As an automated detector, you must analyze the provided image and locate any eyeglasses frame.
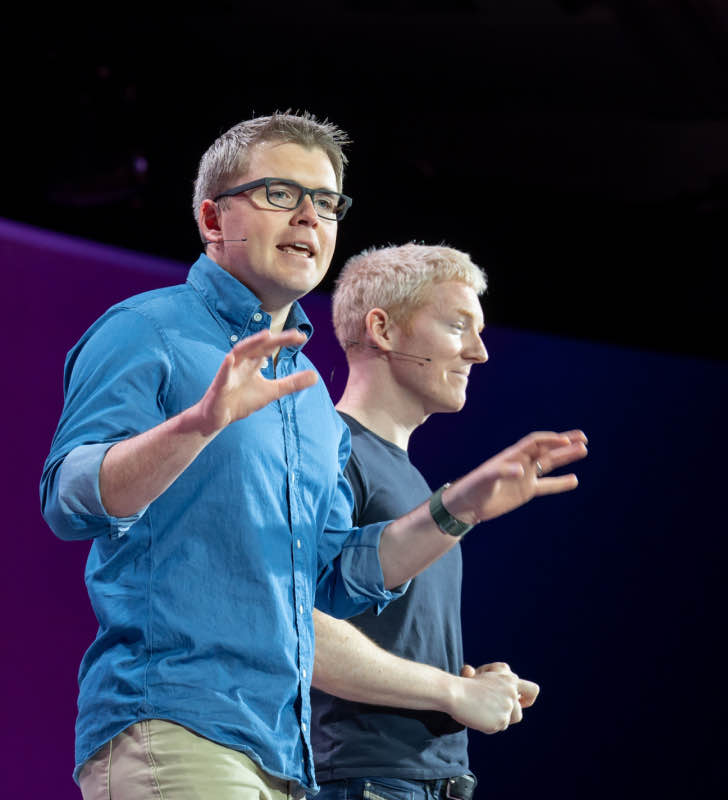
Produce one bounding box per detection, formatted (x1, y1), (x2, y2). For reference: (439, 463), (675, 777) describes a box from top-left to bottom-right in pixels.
(213, 177), (353, 221)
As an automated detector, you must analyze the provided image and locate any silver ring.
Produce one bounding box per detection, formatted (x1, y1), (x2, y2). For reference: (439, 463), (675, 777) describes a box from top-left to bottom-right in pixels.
(535, 460), (544, 477)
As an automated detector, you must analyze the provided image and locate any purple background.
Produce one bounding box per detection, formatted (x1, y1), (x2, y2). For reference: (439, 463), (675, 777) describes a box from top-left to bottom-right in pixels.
(2, 217), (725, 797)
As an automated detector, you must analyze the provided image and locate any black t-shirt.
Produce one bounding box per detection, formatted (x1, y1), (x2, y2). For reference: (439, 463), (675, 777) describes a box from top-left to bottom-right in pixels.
(311, 412), (468, 781)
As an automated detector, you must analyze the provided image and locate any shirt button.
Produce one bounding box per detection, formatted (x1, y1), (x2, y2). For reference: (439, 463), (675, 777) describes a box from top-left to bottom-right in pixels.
(296, 539), (301, 549)
(302, 722), (307, 732)
(230, 334), (239, 343)
(290, 473), (296, 484)
(302, 668), (307, 679)
(299, 604), (304, 615)
(253, 312), (263, 322)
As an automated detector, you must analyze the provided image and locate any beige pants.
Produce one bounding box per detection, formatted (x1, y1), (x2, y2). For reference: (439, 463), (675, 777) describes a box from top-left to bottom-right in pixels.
(79, 719), (305, 800)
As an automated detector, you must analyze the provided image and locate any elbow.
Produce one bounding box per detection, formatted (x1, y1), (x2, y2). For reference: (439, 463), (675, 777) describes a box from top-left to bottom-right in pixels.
(40, 495), (99, 542)
(39, 468), (104, 542)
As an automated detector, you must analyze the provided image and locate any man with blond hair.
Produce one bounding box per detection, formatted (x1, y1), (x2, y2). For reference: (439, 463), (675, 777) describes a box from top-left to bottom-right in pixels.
(42, 110), (586, 800)
(311, 243), (542, 800)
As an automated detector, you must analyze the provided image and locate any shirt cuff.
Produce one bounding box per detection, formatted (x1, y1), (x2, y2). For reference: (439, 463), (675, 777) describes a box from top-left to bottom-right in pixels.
(58, 443), (148, 535)
(339, 521), (410, 614)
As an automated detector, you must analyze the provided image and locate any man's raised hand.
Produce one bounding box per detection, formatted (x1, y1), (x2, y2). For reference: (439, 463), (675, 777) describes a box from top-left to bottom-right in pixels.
(99, 329), (317, 518)
(443, 430), (588, 526)
(196, 329), (317, 435)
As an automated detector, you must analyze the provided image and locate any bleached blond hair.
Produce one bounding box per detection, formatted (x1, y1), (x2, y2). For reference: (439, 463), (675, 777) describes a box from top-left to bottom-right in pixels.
(333, 242), (487, 351)
(192, 110), (350, 232)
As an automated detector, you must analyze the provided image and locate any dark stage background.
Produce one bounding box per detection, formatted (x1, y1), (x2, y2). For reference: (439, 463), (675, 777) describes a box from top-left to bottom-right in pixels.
(2, 1), (727, 797)
(2, 0), (727, 360)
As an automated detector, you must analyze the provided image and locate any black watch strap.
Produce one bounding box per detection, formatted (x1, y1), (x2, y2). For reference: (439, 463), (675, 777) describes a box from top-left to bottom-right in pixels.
(429, 483), (473, 538)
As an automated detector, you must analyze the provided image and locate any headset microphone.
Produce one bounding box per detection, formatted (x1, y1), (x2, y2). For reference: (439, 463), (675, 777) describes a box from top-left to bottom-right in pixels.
(202, 237), (248, 245)
(345, 340), (431, 365)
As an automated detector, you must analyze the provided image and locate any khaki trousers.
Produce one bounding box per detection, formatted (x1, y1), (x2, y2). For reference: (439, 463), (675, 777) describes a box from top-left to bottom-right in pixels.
(79, 719), (305, 800)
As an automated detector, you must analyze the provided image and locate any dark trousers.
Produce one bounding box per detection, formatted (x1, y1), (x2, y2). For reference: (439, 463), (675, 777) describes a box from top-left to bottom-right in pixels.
(313, 775), (477, 800)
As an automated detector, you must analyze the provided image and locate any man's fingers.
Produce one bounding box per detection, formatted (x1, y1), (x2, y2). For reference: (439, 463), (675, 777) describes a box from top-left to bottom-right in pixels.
(517, 431), (588, 462)
(540, 441), (589, 473)
(478, 661), (511, 675)
(460, 664), (476, 678)
(560, 429), (588, 445)
(535, 474), (579, 495)
(272, 370), (318, 400)
(517, 678), (540, 708)
(517, 432), (575, 456)
(528, 438), (587, 489)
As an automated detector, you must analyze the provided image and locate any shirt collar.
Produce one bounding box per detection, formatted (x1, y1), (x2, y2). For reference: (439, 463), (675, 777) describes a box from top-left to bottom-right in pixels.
(186, 253), (314, 344)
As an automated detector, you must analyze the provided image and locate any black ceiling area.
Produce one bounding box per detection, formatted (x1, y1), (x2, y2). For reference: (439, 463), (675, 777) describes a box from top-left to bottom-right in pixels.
(4, 0), (727, 359)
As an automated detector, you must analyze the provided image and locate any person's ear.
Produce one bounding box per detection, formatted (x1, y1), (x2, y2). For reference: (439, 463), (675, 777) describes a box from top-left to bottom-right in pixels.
(199, 199), (223, 245)
(364, 308), (394, 352)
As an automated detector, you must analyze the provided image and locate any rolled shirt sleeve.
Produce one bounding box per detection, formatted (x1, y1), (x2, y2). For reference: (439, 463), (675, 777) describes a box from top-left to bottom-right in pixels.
(314, 418), (408, 619)
(40, 306), (172, 541)
(57, 442), (149, 537)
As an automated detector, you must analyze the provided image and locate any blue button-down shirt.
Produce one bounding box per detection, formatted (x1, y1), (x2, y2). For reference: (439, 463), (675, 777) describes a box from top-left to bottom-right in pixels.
(40, 254), (402, 790)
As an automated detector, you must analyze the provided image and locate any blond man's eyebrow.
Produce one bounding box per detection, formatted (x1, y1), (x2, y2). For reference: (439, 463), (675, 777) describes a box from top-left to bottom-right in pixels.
(453, 307), (485, 331)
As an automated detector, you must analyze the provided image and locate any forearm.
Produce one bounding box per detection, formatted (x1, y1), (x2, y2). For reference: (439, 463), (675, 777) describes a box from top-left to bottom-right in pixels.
(312, 610), (456, 712)
(378, 477), (517, 589)
(313, 611), (534, 734)
(99, 401), (220, 517)
(378, 469), (517, 588)
(378, 501), (460, 589)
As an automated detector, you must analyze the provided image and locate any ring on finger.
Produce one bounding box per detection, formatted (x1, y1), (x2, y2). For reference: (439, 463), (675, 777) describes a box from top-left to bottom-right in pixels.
(535, 460), (544, 477)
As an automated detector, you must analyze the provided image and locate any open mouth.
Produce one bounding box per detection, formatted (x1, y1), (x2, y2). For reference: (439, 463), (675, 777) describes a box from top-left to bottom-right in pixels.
(277, 242), (314, 258)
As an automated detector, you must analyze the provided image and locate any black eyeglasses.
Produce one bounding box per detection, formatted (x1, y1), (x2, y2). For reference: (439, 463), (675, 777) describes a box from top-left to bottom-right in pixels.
(214, 177), (353, 221)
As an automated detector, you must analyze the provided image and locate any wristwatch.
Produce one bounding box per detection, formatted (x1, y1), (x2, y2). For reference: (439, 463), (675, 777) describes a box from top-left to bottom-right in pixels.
(429, 483), (473, 537)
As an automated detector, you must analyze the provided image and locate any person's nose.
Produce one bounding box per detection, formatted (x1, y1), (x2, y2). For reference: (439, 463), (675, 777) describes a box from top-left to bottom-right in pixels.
(290, 193), (319, 226)
(465, 333), (488, 364)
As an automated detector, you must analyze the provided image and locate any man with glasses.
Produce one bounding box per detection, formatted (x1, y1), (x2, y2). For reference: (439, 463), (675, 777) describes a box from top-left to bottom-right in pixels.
(41, 112), (587, 800)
